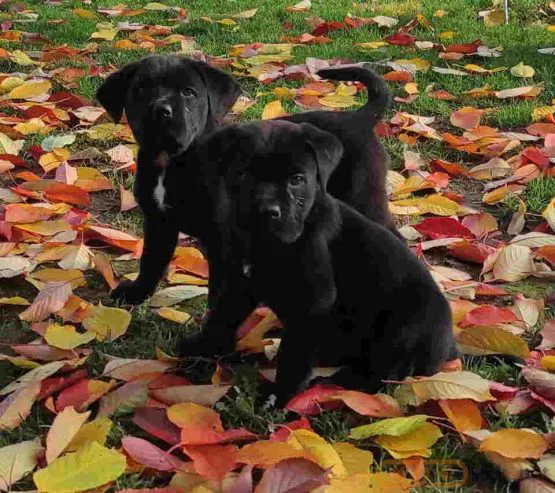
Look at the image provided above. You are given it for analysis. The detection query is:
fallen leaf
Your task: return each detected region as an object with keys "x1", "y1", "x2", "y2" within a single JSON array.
[
  {"x1": 350, "y1": 415, "x2": 429, "y2": 440},
  {"x1": 46, "y1": 406, "x2": 91, "y2": 464},
  {"x1": 255, "y1": 458, "x2": 329, "y2": 492},
  {"x1": 480, "y1": 429, "x2": 547, "y2": 459},
  {"x1": 66, "y1": 417, "x2": 112, "y2": 452},
  {"x1": 458, "y1": 326, "x2": 530, "y2": 358},
  {"x1": 438, "y1": 399, "x2": 482, "y2": 433},
  {"x1": 0, "y1": 382, "x2": 41, "y2": 430},
  {"x1": 82, "y1": 304, "x2": 131, "y2": 342},
  {"x1": 151, "y1": 385, "x2": 231, "y2": 406},
  {"x1": 374, "y1": 422, "x2": 443, "y2": 459},
  {"x1": 261, "y1": 100, "x2": 288, "y2": 120},
  {"x1": 33, "y1": 442, "x2": 126, "y2": 493},
  {"x1": 148, "y1": 286, "x2": 208, "y2": 307},
  {"x1": 121, "y1": 436, "x2": 185, "y2": 471},
  {"x1": 97, "y1": 381, "x2": 148, "y2": 418},
  {"x1": 0, "y1": 438, "x2": 43, "y2": 490},
  {"x1": 492, "y1": 245, "x2": 535, "y2": 281},
  {"x1": 511, "y1": 62, "x2": 535, "y2": 78},
  {"x1": 44, "y1": 323, "x2": 95, "y2": 350}
]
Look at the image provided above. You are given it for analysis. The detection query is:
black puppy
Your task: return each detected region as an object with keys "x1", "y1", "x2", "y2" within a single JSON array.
[
  {"x1": 96, "y1": 55, "x2": 241, "y2": 303},
  {"x1": 208, "y1": 120, "x2": 457, "y2": 405}
]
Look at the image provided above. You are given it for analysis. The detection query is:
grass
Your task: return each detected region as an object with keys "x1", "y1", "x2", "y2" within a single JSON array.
[{"x1": 1, "y1": 0, "x2": 555, "y2": 491}]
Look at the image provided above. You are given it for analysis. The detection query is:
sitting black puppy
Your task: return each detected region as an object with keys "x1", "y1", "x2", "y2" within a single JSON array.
[
  {"x1": 206, "y1": 120, "x2": 457, "y2": 405},
  {"x1": 96, "y1": 55, "x2": 241, "y2": 304}
]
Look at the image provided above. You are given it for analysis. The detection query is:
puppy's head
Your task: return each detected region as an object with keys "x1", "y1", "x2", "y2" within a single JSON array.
[
  {"x1": 215, "y1": 121, "x2": 343, "y2": 244},
  {"x1": 96, "y1": 55, "x2": 240, "y2": 156}
]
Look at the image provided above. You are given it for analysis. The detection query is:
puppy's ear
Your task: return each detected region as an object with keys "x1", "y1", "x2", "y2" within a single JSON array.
[
  {"x1": 191, "y1": 61, "x2": 241, "y2": 126},
  {"x1": 96, "y1": 62, "x2": 138, "y2": 123},
  {"x1": 300, "y1": 123, "x2": 343, "y2": 190}
]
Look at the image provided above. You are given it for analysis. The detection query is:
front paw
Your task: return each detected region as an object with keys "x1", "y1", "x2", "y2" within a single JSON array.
[
  {"x1": 179, "y1": 331, "x2": 235, "y2": 358},
  {"x1": 110, "y1": 280, "x2": 152, "y2": 305}
]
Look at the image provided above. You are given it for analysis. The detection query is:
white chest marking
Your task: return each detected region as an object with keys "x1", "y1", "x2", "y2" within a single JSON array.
[{"x1": 153, "y1": 171, "x2": 166, "y2": 211}]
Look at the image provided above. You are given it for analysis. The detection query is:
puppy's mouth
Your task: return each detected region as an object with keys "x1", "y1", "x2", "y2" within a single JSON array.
[{"x1": 260, "y1": 219, "x2": 303, "y2": 244}]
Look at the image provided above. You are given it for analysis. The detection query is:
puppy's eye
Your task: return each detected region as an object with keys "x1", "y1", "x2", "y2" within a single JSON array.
[
  {"x1": 289, "y1": 174, "x2": 305, "y2": 186},
  {"x1": 237, "y1": 172, "x2": 247, "y2": 181},
  {"x1": 180, "y1": 87, "x2": 197, "y2": 98}
]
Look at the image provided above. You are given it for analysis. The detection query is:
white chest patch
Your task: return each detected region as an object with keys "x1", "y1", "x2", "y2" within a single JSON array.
[{"x1": 153, "y1": 171, "x2": 166, "y2": 211}]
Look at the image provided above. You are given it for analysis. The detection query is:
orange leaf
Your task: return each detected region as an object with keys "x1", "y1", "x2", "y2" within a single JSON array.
[
  {"x1": 438, "y1": 399, "x2": 482, "y2": 433},
  {"x1": 44, "y1": 183, "x2": 91, "y2": 207},
  {"x1": 450, "y1": 107, "x2": 486, "y2": 130},
  {"x1": 480, "y1": 429, "x2": 547, "y2": 459},
  {"x1": 182, "y1": 444, "x2": 238, "y2": 480},
  {"x1": 237, "y1": 441, "x2": 306, "y2": 467},
  {"x1": 325, "y1": 390, "x2": 403, "y2": 417},
  {"x1": 172, "y1": 254, "x2": 209, "y2": 279},
  {"x1": 167, "y1": 402, "x2": 222, "y2": 430},
  {"x1": 5, "y1": 204, "x2": 58, "y2": 223}
]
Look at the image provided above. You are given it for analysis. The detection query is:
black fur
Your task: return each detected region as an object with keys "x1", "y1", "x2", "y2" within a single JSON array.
[
  {"x1": 198, "y1": 120, "x2": 458, "y2": 405},
  {"x1": 95, "y1": 55, "x2": 241, "y2": 304}
]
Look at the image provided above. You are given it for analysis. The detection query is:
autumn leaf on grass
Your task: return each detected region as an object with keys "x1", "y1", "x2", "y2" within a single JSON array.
[
  {"x1": 450, "y1": 107, "x2": 486, "y2": 130},
  {"x1": 102, "y1": 357, "x2": 174, "y2": 381},
  {"x1": 350, "y1": 415, "x2": 429, "y2": 440},
  {"x1": 261, "y1": 100, "x2": 288, "y2": 120},
  {"x1": 82, "y1": 304, "x2": 131, "y2": 342},
  {"x1": 538, "y1": 320, "x2": 555, "y2": 350},
  {"x1": 492, "y1": 244, "x2": 535, "y2": 282},
  {"x1": 150, "y1": 385, "x2": 231, "y2": 406},
  {"x1": 92, "y1": 253, "x2": 118, "y2": 290},
  {"x1": 0, "y1": 256, "x2": 35, "y2": 278},
  {"x1": 438, "y1": 399, "x2": 482, "y2": 433},
  {"x1": 511, "y1": 62, "x2": 535, "y2": 78},
  {"x1": 119, "y1": 185, "x2": 137, "y2": 212},
  {"x1": 46, "y1": 406, "x2": 91, "y2": 464},
  {"x1": 458, "y1": 326, "x2": 530, "y2": 358},
  {"x1": 324, "y1": 390, "x2": 403, "y2": 417},
  {"x1": 66, "y1": 418, "x2": 112, "y2": 453},
  {"x1": 256, "y1": 458, "x2": 329, "y2": 492},
  {"x1": 0, "y1": 382, "x2": 41, "y2": 430},
  {"x1": 56, "y1": 379, "x2": 117, "y2": 413},
  {"x1": 393, "y1": 371, "x2": 494, "y2": 407},
  {"x1": 155, "y1": 307, "x2": 191, "y2": 324},
  {"x1": 0, "y1": 438, "x2": 43, "y2": 490},
  {"x1": 121, "y1": 436, "x2": 186, "y2": 471},
  {"x1": 182, "y1": 444, "x2": 238, "y2": 481},
  {"x1": 331, "y1": 442, "x2": 373, "y2": 475},
  {"x1": 521, "y1": 367, "x2": 555, "y2": 400},
  {"x1": 286, "y1": 429, "x2": 345, "y2": 476},
  {"x1": 97, "y1": 381, "x2": 148, "y2": 418},
  {"x1": 34, "y1": 442, "x2": 126, "y2": 493},
  {"x1": 480, "y1": 429, "x2": 547, "y2": 459},
  {"x1": 148, "y1": 286, "x2": 208, "y2": 307},
  {"x1": 237, "y1": 441, "x2": 307, "y2": 468},
  {"x1": 44, "y1": 324, "x2": 95, "y2": 350},
  {"x1": 374, "y1": 422, "x2": 443, "y2": 459},
  {"x1": 7, "y1": 80, "x2": 51, "y2": 100},
  {"x1": 1, "y1": 361, "x2": 66, "y2": 395},
  {"x1": 326, "y1": 472, "x2": 412, "y2": 493},
  {"x1": 132, "y1": 407, "x2": 181, "y2": 446}
]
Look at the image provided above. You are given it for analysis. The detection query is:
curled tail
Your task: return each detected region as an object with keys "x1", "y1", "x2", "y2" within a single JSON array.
[{"x1": 316, "y1": 64, "x2": 390, "y2": 120}]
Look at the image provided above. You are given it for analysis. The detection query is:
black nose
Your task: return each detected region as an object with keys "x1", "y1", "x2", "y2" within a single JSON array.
[
  {"x1": 260, "y1": 204, "x2": 281, "y2": 220},
  {"x1": 155, "y1": 104, "x2": 173, "y2": 122}
]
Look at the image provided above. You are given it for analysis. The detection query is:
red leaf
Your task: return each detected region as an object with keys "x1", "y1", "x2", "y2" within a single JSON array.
[
  {"x1": 527, "y1": 122, "x2": 555, "y2": 137},
  {"x1": 447, "y1": 241, "x2": 498, "y2": 264},
  {"x1": 312, "y1": 21, "x2": 346, "y2": 36},
  {"x1": 383, "y1": 71, "x2": 413, "y2": 83},
  {"x1": 19, "y1": 282, "x2": 73, "y2": 322},
  {"x1": 536, "y1": 246, "x2": 555, "y2": 266},
  {"x1": 183, "y1": 444, "x2": 238, "y2": 480},
  {"x1": 445, "y1": 39, "x2": 481, "y2": 54},
  {"x1": 48, "y1": 91, "x2": 90, "y2": 110},
  {"x1": 55, "y1": 379, "x2": 114, "y2": 412},
  {"x1": 324, "y1": 390, "x2": 403, "y2": 417},
  {"x1": 284, "y1": 384, "x2": 343, "y2": 416},
  {"x1": 475, "y1": 284, "x2": 508, "y2": 296},
  {"x1": 121, "y1": 436, "x2": 185, "y2": 471},
  {"x1": 459, "y1": 305, "x2": 518, "y2": 327},
  {"x1": 38, "y1": 369, "x2": 88, "y2": 400},
  {"x1": 521, "y1": 147, "x2": 550, "y2": 170},
  {"x1": 489, "y1": 381, "x2": 519, "y2": 400},
  {"x1": 180, "y1": 427, "x2": 257, "y2": 446},
  {"x1": 132, "y1": 407, "x2": 181, "y2": 445},
  {"x1": 44, "y1": 183, "x2": 91, "y2": 207},
  {"x1": 385, "y1": 32, "x2": 415, "y2": 46},
  {"x1": 414, "y1": 217, "x2": 475, "y2": 240}
]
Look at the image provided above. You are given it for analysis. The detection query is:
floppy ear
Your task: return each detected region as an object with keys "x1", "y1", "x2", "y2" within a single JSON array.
[
  {"x1": 191, "y1": 61, "x2": 241, "y2": 127},
  {"x1": 96, "y1": 62, "x2": 138, "y2": 123},
  {"x1": 300, "y1": 123, "x2": 343, "y2": 190}
]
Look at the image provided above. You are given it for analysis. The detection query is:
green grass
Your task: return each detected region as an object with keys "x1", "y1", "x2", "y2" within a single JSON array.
[{"x1": 1, "y1": 0, "x2": 555, "y2": 491}]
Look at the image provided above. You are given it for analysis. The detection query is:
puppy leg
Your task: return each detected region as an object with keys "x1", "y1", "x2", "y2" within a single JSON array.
[
  {"x1": 111, "y1": 215, "x2": 178, "y2": 304},
  {"x1": 179, "y1": 270, "x2": 257, "y2": 357}
]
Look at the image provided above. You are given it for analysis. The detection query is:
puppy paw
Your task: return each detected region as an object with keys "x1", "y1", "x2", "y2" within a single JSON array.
[
  {"x1": 110, "y1": 281, "x2": 152, "y2": 305},
  {"x1": 179, "y1": 332, "x2": 235, "y2": 358}
]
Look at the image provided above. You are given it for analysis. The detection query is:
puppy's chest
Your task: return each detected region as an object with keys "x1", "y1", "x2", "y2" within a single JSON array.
[{"x1": 153, "y1": 171, "x2": 167, "y2": 212}]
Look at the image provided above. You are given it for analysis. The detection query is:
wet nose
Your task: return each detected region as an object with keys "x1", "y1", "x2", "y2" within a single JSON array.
[
  {"x1": 154, "y1": 103, "x2": 173, "y2": 122},
  {"x1": 259, "y1": 204, "x2": 281, "y2": 220}
]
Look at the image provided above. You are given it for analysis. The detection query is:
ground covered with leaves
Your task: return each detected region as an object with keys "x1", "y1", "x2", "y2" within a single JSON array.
[{"x1": 1, "y1": 0, "x2": 555, "y2": 491}]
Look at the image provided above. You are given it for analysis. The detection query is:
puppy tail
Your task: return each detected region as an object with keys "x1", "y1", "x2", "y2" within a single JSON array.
[{"x1": 316, "y1": 64, "x2": 390, "y2": 120}]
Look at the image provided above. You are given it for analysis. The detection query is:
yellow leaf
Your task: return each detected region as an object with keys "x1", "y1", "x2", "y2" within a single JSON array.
[
  {"x1": 510, "y1": 62, "x2": 535, "y2": 78},
  {"x1": 482, "y1": 184, "x2": 524, "y2": 204},
  {"x1": 482, "y1": 8, "x2": 504, "y2": 26},
  {"x1": 350, "y1": 415, "x2": 428, "y2": 440},
  {"x1": 216, "y1": 18, "x2": 237, "y2": 26},
  {"x1": 155, "y1": 307, "x2": 191, "y2": 324},
  {"x1": 87, "y1": 123, "x2": 125, "y2": 140},
  {"x1": 0, "y1": 296, "x2": 30, "y2": 305},
  {"x1": 334, "y1": 83, "x2": 357, "y2": 97},
  {"x1": 374, "y1": 422, "x2": 442, "y2": 459},
  {"x1": 15, "y1": 219, "x2": 70, "y2": 237},
  {"x1": 548, "y1": 25, "x2": 555, "y2": 32},
  {"x1": 14, "y1": 118, "x2": 48, "y2": 135},
  {"x1": 404, "y1": 82, "x2": 418, "y2": 95},
  {"x1": 325, "y1": 472, "x2": 412, "y2": 493},
  {"x1": 288, "y1": 429, "x2": 346, "y2": 476},
  {"x1": 44, "y1": 323, "x2": 95, "y2": 350},
  {"x1": 46, "y1": 406, "x2": 91, "y2": 464},
  {"x1": 29, "y1": 269, "x2": 86, "y2": 289},
  {"x1": 393, "y1": 58, "x2": 431, "y2": 72},
  {"x1": 167, "y1": 402, "x2": 222, "y2": 429},
  {"x1": 0, "y1": 132, "x2": 24, "y2": 155},
  {"x1": 457, "y1": 326, "x2": 530, "y2": 358},
  {"x1": 167, "y1": 272, "x2": 208, "y2": 286},
  {"x1": 0, "y1": 438, "x2": 43, "y2": 490},
  {"x1": 542, "y1": 197, "x2": 555, "y2": 231},
  {"x1": 33, "y1": 442, "x2": 126, "y2": 493},
  {"x1": 438, "y1": 399, "x2": 482, "y2": 433},
  {"x1": 8, "y1": 80, "x2": 51, "y2": 100},
  {"x1": 541, "y1": 356, "x2": 555, "y2": 371},
  {"x1": 72, "y1": 8, "x2": 97, "y2": 19},
  {"x1": 58, "y1": 244, "x2": 94, "y2": 271},
  {"x1": 82, "y1": 304, "x2": 131, "y2": 342},
  {"x1": 9, "y1": 50, "x2": 38, "y2": 67},
  {"x1": 144, "y1": 2, "x2": 168, "y2": 10},
  {"x1": 331, "y1": 442, "x2": 373, "y2": 475},
  {"x1": 394, "y1": 371, "x2": 494, "y2": 407},
  {"x1": 389, "y1": 194, "x2": 461, "y2": 216},
  {"x1": 38, "y1": 148, "x2": 71, "y2": 173},
  {"x1": 261, "y1": 100, "x2": 288, "y2": 120},
  {"x1": 66, "y1": 418, "x2": 112, "y2": 453},
  {"x1": 438, "y1": 31, "x2": 456, "y2": 39},
  {"x1": 532, "y1": 106, "x2": 554, "y2": 122},
  {"x1": 90, "y1": 28, "x2": 118, "y2": 42},
  {"x1": 356, "y1": 41, "x2": 389, "y2": 50},
  {"x1": 320, "y1": 94, "x2": 357, "y2": 109},
  {"x1": 480, "y1": 429, "x2": 547, "y2": 459},
  {"x1": 0, "y1": 76, "x2": 25, "y2": 94}
]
